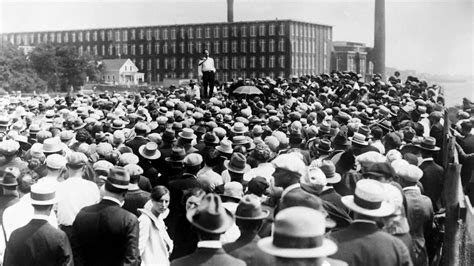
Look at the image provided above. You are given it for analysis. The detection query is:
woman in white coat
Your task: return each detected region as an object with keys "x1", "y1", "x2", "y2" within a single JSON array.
[{"x1": 138, "y1": 186, "x2": 173, "y2": 265}]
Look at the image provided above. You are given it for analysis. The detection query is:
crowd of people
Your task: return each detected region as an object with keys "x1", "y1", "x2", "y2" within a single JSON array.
[{"x1": 0, "y1": 70, "x2": 473, "y2": 266}]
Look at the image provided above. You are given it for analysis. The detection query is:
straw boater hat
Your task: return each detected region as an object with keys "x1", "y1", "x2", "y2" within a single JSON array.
[
  {"x1": 231, "y1": 122, "x2": 248, "y2": 134},
  {"x1": 349, "y1": 132, "x2": 368, "y2": 146},
  {"x1": 138, "y1": 142, "x2": 161, "y2": 160},
  {"x1": 414, "y1": 136, "x2": 440, "y2": 151},
  {"x1": 178, "y1": 128, "x2": 197, "y2": 140},
  {"x1": 30, "y1": 183, "x2": 57, "y2": 205},
  {"x1": 258, "y1": 207, "x2": 338, "y2": 258},
  {"x1": 165, "y1": 147, "x2": 186, "y2": 163},
  {"x1": 341, "y1": 179, "x2": 395, "y2": 217},
  {"x1": 186, "y1": 193, "x2": 234, "y2": 234}
]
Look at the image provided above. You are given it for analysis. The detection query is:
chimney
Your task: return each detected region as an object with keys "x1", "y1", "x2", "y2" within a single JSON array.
[
  {"x1": 373, "y1": 0, "x2": 385, "y2": 79},
  {"x1": 227, "y1": 0, "x2": 234, "y2": 23}
]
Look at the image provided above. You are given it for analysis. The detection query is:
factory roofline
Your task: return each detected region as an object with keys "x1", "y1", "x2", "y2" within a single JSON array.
[{"x1": 1, "y1": 19, "x2": 332, "y2": 35}]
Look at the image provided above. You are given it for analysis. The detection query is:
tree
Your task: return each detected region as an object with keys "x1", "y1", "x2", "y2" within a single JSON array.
[
  {"x1": 29, "y1": 44, "x2": 102, "y2": 92},
  {"x1": 0, "y1": 43, "x2": 47, "y2": 93}
]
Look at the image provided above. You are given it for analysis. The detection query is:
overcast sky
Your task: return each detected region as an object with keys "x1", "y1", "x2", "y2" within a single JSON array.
[{"x1": 1, "y1": 0, "x2": 472, "y2": 77}]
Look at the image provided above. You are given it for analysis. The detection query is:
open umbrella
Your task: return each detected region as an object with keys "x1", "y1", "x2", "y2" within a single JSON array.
[{"x1": 233, "y1": 86, "x2": 263, "y2": 95}]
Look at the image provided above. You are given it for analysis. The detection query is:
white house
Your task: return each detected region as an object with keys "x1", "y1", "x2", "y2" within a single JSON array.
[{"x1": 101, "y1": 59, "x2": 144, "y2": 85}]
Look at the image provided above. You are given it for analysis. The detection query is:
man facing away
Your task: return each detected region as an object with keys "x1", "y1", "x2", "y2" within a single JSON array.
[{"x1": 198, "y1": 48, "x2": 216, "y2": 99}]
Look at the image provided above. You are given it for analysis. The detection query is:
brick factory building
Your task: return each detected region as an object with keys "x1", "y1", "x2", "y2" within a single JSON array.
[{"x1": 1, "y1": 20, "x2": 332, "y2": 83}]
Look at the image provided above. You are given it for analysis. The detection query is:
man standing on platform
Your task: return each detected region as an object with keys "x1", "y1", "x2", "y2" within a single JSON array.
[{"x1": 198, "y1": 49, "x2": 216, "y2": 99}]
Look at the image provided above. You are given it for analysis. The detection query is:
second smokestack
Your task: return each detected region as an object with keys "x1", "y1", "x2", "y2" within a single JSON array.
[{"x1": 227, "y1": 0, "x2": 234, "y2": 23}]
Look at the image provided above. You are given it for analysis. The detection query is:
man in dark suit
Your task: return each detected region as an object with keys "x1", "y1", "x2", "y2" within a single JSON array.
[
  {"x1": 416, "y1": 137, "x2": 443, "y2": 211},
  {"x1": 71, "y1": 167, "x2": 140, "y2": 266},
  {"x1": 428, "y1": 111, "x2": 444, "y2": 164},
  {"x1": 458, "y1": 120, "x2": 474, "y2": 187},
  {"x1": 171, "y1": 193, "x2": 245, "y2": 266},
  {"x1": 329, "y1": 179, "x2": 412, "y2": 266},
  {"x1": 223, "y1": 194, "x2": 275, "y2": 266},
  {"x1": 4, "y1": 183, "x2": 73, "y2": 266},
  {"x1": 398, "y1": 164, "x2": 433, "y2": 266},
  {"x1": 125, "y1": 122, "x2": 150, "y2": 155}
]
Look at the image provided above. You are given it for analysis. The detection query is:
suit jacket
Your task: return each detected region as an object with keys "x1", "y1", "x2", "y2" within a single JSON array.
[
  {"x1": 419, "y1": 159, "x2": 443, "y2": 210},
  {"x1": 223, "y1": 234, "x2": 276, "y2": 266},
  {"x1": 125, "y1": 136, "x2": 149, "y2": 155},
  {"x1": 4, "y1": 219, "x2": 73, "y2": 266},
  {"x1": 329, "y1": 222, "x2": 412, "y2": 266},
  {"x1": 171, "y1": 247, "x2": 245, "y2": 266},
  {"x1": 71, "y1": 199, "x2": 140, "y2": 266},
  {"x1": 320, "y1": 187, "x2": 348, "y2": 214}
]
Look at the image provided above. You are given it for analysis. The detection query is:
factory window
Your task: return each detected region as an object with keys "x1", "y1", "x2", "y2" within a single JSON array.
[
  {"x1": 231, "y1": 57, "x2": 238, "y2": 69},
  {"x1": 259, "y1": 40, "x2": 266, "y2": 52},
  {"x1": 240, "y1": 56, "x2": 246, "y2": 68},
  {"x1": 250, "y1": 56, "x2": 256, "y2": 68},
  {"x1": 115, "y1": 44, "x2": 120, "y2": 55},
  {"x1": 78, "y1": 46, "x2": 83, "y2": 56},
  {"x1": 232, "y1": 72, "x2": 238, "y2": 80},
  {"x1": 170, "y1": 29, "x2": 176, "y2": 40},
  {"x1": 147, "y1": 43, "x2": 152, "y2": 54},
  {"x1": 259, "y1": 24, "x2": 266, "y2": 36},
  {"x1": 156, "y1": 59, "x2": 160, "y2": 69},
  {"x1": 180, "y1": 58, "x2": 185, "y2": 69},
  {"x1": 180, "y1": 28, "x2": 185, "y2": 39},
  {"x1": 260, "y1": 56, "x2": 265, "y2": 68},
  {"x1": 241, "y1": 25, "x2": 247, "y2": 37},
  {"x1": 155, "y1": 43, "x2": 160, "y2": 54},
  {"x1": 214, "y1": 27, "x2": 219, "y2": 38},
  {"x1": 269, "y1": 56, "x2": 275, "y2": 68},
  {"x1": 64, "y1": 33, "x2": 69, "y2": 43},
  {"x1": 100, "y1": 30, "x2": 105, "y2": 41},
  {"x1": 269, "y1": 39, "x2": 275, "y2": 52},
  {"x1": 240, "y1": 40, "x2": 247, "y2": 53},
  {"x1": 164, "y1": 58, "x2": 169, "y2": 69},
  {"x1": 56, "y1": 33, "x2": 62, "y2": 43},
  {"x1": 222, "y1": 40, "x2": 228, "y2": 53},
  {"x1": 84, "y1": 31, "x2": 89, "y2": 42},
  {"x1": 324, "y1": 41, "x2": 327, "y2": 56},
  {"x1": 269, "y1": 24, "x2": 275, "y2": 36},
  {"x1": 107, "y1": 31, "x2": 113, "y2": 41},
  {"x1": 279, "y1": 56, "x2": 285, "y2": 68},
  {"x1": 139, "y1": 29, "x2": 144, "y2": 39},
  {"x1": 162, "y1": 29, "x2": 168, "y2": 40},
  {"x1": 36, "y1": 33, "x2": 41, "y2": 43},
  {"x1": 196, "y1": 41, "x2": 202, "y2": 53},
  {"x1": 278, "y1": 38, "x2": 285, "y2": 51},
  {"x1": 250, "y1": 39, "x2": 256, "y2": 53},
  {"x1": 139, "y1": 59, "x2": 143, "y2": 70},
  {"x1": 154, "y1": 29, "x2": 160, "y2": 40},
  {"x1": 196, "y1": 27, "x2": 202, "y2": 38},
  {"x1": 114, "y1": 31, "x2": 120, "y2": 42},
  {"x1": 131, "y1": 44, "x2": 135, "y2": 55},
  {"x1": 171, "y1": 58, "x2": 176, "y2": 69},
  {"x1": 102, "y1": 45, "x2": 106, "y2": 55},
  {"x1": 139, "y1": 44, "x2": 144, "y2": 55},
  {"x1": 250, "y1": 25, "x2": 256, "y2": 37},
  {"x1": 205, "y1": 27, "x2": 210, "y2": 38},
  {"x1": 93, "y1": 45, "x2": 98, "y2": 56},
  {"x1": 43, "y1": 34, "x2": 48, "y2": 43},
  {"x1": 214, "y1": 41, "x2": 220, "y2": 54},
  {"x1": 188, "y1": 58, "x2": 193, "y2": 69},
  {"x1": 231, "y1": 41, "x2": 237, "y2": 53},
  {"x1": 78, "y1": 32, "x2": 84, "y2": 42},
  {"x1": 214, "y1": 58, "x2": 220, "y2": 69},
  {"x1": 170, "y1": 42, "x2": 176, "y2": 53},
  {"x1": 163, "y1": 43, "x2": 168, "y2": 54},
  {"x1": 205, "y1": 41, "x2": 210, "y2": 51},
  {"x1": 222, "y1": 57, "x2": 228, "y2": 69},
  {"x1": 231, "y1": 26, "x2": 238, "y2": 37},
  {"x1": 93, "y1": 31, "x2": 97, "y2": 41},
  {"x1": 222, "y1": 26, "x2": 228, "y2": 37},
  {"x1": 223, "y1": 72, "x2": 228, "y2": 81},
  {"x1": 48, "y1": 33, "x2": 54, "y2": 43},
  {"x1": 179, "y1": 42, "x2": 185, "y2": 53},
  {"x1": 107, "y1": 45, "x2": 113, "y2": 56},
  {"x1": 123, "y1": 45, "x2": 128, "y2": 55},
  {"x1": 146, "y1": 30, "x2": 152, "y2": 40},
  {"x1": 188, "y1": 42, "x2": 194, "y2": 53},
  {"x1": 157, "y1": 73, "x2": 161, "y2": 81},
  {"x1": 147, "y1": 59, "x2": 152, "y2": 70},
  {"x1": 187, "y1": 28, "x2": 193, "y2": 39}
]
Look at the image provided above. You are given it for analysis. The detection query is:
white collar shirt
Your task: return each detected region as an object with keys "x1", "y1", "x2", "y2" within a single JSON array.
[
  {"x1": 197, "y1": 240, "x2": 222, "y2": 249},
  {"x1": 281, "y1": 183, "x2": 301, "y2": 200},
  {"x1": 199, "y1": 57, "x2": 216, "y2": 72}
]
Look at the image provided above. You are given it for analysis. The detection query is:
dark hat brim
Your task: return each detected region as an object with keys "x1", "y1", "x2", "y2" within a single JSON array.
[{"x1": 186, "y1": 205, "x2": 235, "y2": 234}]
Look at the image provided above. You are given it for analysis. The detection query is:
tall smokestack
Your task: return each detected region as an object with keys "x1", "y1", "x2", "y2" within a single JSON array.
[
  {"x1": 227, "y1": 0, "x2": 234, "y2": 23},
  {"x1": 373, "y1": 0, "x2": 385, "y2": 79}
]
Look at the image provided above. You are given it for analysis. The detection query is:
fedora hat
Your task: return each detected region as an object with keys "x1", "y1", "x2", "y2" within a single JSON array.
[
  {"x1": 165, "y1": 147, "x2": 186, "y2": 163},
  {"x1": 231, "y1": 122, "x2": 248, "y2": 134},
  {"x1": 235, "y1": 194, "x2": 270, "y2": 220},
  {"x1": 332, "y1": 132, "x2": 351, "y2": 147},
  {"x1": 178, "y1": 128, "x2": 196, "y2": 140},
  {"x1": 349, "y1": 133, "x2": 368, "y2": 146},
  {"x1": 232, "y1": 135, "x2": 250, "y2": 146},
  {"x1": 186, "y1": 193, "x2": 234, "y2": 234},
  {"x1": 1, "y1": 167, "x2": 20, "y2": 187},
  {"x1": 318, "y1": 123, "x2": 331, "y2": 135},
  {"x1": 107, "y1": 166, "x2": 130, "y2": 190},
  {"x1": 139, "y1": 142, "x2": 161, "y2": 160},
  {"x1": 30, "y1": 183, "x2": 57, "y2": 205},
  {"x1": 162, "y1": 129, "x2": 176, "y2": 142},
  {"x1": 42, "y1": 138, "x2": 63, "y2": 154},
  {"x1": 378, "y1": 120, "x2": 394, "y2": 132},
  {"x1": 319, "y1": 160, "x2": 341, "y2": 184},
  {"x1": 203, "y1": 132, "x2": 219, "y2": 145},
  {"x1": 72, "y1": 118, "x2": 87, "y2": 131},
  {"x1": 316, "y1": 139, "x2": 333, "y2": 153},
  {"x1": 358, "y1": 125, "x2": 372, "y2": 139},
  {"x1": 415, "y1": 136, "x2": 440, "y2": 151},
  {"x1": 224, "y1": 152, "x2": 251, "y2": 174},
  {"x1": 258, "y1": 207, "x2": 338, "y2": 258},
  {"x1": 220, "y1": 181, "x2": 244, "y2": 203},
  {"x1": 216, "y1": 139, "x2": 233, "y2": 154},
  {"x1": 341, "y1": 179, "x2": 395, "y2": 217}
]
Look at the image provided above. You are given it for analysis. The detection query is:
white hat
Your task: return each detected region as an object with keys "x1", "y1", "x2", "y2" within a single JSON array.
[
  {"x1": 258, "y1": 207, "x2": 338, "y2": 258},
  {"x1": 272, "y1": 153, "x2": 306, "y2": 178},
  {"x1": 30, "y1": 183, "x2": 57, "y2": 205},
  {"x1": 45, "y1": 154, "x2": 67, "y2": 169},
  {"x1": 341, "y1": 179, "x2": 395, "y2": 217},
  {"x1": 397, "y1": 164, "x2": 423, "y2": 183}
]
